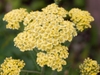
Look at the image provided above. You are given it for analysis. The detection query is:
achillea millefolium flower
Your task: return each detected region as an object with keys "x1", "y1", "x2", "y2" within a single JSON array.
[
  {"x1": 0, "y1": 57, "x2": 25, "y2": 75},
  {"x1": 69, "y1": 8, "x2": 94, "y2": 31},
  {"x1": 3, "y1": 3, "x2": 94, "y2": 72},
  {"x1": 79, "y1": 57, "x2": 100, "y2": 75},
  {"x1": 3, "y1": 8, "x2": 28, "y2": 30},
  {"x1": 37, "y1": 44, "x2": 69, "y2": 71},
  {"x1": 13, "y1": 3, "x2": 77, "y2": 52}
]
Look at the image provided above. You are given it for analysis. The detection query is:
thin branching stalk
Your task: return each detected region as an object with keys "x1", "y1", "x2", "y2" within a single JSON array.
[
  {"x1": 28, "y1": 51, "x2": 40, "y2": 71},
  {"x1": 21, "y1": 70, "x2": 41, "y2": 74}
]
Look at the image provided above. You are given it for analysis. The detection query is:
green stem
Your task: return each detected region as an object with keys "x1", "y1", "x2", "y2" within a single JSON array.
[
  {"x1": 51, "y1": 70, "x2": 57, "y2": 75},
  {"x1": 26, "y1": 72, "x2": 28, "y2": 75},
  {"x1": 54, "y1": 0, "x2": 61, "y2": 4},
  {"x1": 41, "y1": 67, "x2": 45, "y2": 75},
  {"x1": 28, "y1": 51, "x2": 40, "y2": 71},
  {"x1": 21, "y1": 70, "x2": 41, "y2": 74}
]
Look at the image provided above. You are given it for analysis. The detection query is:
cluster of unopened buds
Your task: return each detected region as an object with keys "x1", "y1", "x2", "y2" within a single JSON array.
[{"x1": 0, "y1": 2, "x2": 99, "y2": 75}]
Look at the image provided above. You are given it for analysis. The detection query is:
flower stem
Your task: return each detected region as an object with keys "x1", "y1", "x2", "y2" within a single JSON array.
[
  {"x1": 28, "y1": 51, "x2": 40, "y2": 71},
  {"x1": 21, "y1": 70, "x2": 41, "y2": 74},
  {"x1": 51, "y1": 70, "x2": 57, "y2": 75},
  {"x1": 54, "y1": 0, "x2": 61, "y2": 4},
  {"x1": 41, "y1": 67, "x2": 45, "y2": 75}
]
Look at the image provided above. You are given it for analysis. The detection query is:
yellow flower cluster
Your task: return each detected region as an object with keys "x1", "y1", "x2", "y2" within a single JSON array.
[
  {"x1": 69, "y1": 8, "x2": 94, "y2": 31},
  {"x1": 13, "y1": 4, "x2": 73, "y2": 71},
  {"x1": 3, "y1": 3, "x2": 94, "y2": 72},
  {"x1": 3, "y1": 8, "x2": 28, "y2": 29},
  {"x1": 14, "y1": 3, "x2": 77, "y2": 52},
  {"x1": 37, "y1": 44, "x2": 69, "y2": 71},
  {"x1": 0, "y1": 57, "x2": 25, "y2": 75},
  {"x1": 79, "y1": 58, "x2": 100, "y2": 75},
  {"x1": 13, "y1": 3, "x2": 74, "y2": 71}
]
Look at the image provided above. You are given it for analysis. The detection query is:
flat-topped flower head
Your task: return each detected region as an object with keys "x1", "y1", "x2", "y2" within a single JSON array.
[
  {"x1": 79, "y1": 57, "x2": 100, "y2": 75},
  {"x1": 3, "y1": 8, "x2": 28, "y2": 30},
  {"x1": 69, "y1": 8, "x2": 94, "y2": 31},
  {"x1": 37, "y1": 44, "x2": 69, "y2": 72},
  {"x1": 37, "y1": 52, "x2": 67, "y2": 72},
  {"x1": 16, "y1": 10, "x2": 77, "y2": 51},
  {"x1": 3, "y1": 4, "x2": 78, "y2": 52},
  {"x1": 0, "y1": 57, "x2": 25, "y2": 75}
]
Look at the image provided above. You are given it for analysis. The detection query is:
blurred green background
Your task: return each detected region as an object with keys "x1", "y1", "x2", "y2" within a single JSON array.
[{"x1": 0, "y1": 0, "x2": 100, "y2": 75}]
